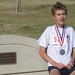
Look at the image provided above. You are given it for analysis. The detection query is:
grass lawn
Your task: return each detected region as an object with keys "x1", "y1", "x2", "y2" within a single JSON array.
[{"x1": 0, "y1": 0, "x2": 75, "y2": 39}]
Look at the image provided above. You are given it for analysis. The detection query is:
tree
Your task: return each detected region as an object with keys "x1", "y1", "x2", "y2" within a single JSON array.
[{"x1": 16, "y1": 0, "x2": 21, "y2": 12}]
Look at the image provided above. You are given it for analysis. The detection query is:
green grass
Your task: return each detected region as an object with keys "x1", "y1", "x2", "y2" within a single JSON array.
[{"x1": 0, "y1": 0, "x2": 75, "y2": 39}]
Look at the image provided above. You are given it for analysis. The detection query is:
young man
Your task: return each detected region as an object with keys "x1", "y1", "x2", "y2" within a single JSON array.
[{"x1": 38, "y1": 2, "x2": 75, "y2": 75}]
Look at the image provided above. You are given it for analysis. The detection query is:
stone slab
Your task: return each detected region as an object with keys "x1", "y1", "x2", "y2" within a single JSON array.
[
  {"x1": 12, "y1": 71, "x2": 48, "y2": 75},
  {"x1": 0, "y1": 35, "x2": 48, "y2": 75}
]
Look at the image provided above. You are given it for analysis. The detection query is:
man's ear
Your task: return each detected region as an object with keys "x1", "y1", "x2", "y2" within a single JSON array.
[{"x1": 52, "y1": 15, "x2": 55, "y2": 20}]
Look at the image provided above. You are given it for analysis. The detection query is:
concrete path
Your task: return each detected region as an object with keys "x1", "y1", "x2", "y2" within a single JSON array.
[{"x1": 0, "y1": 35, "x2": 48, "y2": 75}]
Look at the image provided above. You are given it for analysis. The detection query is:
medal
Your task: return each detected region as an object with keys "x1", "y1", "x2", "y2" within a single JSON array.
[
  {"x1": 60, "y1": 49, "x2": 65, "y2": 55},
  {"x1": 55, "y1": 25, "x2": 66, "y2": 55}
]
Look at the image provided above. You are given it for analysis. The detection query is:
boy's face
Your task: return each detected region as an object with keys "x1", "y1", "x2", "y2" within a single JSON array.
[{"x1": 53, "y1": 9, "x2": 67, "y2": 27}]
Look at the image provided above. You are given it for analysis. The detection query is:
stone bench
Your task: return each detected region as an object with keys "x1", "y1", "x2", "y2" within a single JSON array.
[{"x1": 0, "y1": 35, "x2": 48, "y2": 75}]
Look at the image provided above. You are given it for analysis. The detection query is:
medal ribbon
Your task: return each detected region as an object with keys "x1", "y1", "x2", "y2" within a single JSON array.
[{"x1": 55, "y1": 25, "x2": 66, "y2": 47}]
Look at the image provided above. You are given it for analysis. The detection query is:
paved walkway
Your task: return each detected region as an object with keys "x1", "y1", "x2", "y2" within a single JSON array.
[{"x1": 0, "y1": 35, "x2": 48, "y2": 75}]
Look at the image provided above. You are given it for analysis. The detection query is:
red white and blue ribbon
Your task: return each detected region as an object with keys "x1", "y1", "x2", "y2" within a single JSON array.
[{"x1": 55, "y1": 24, "x2": 66, "y2": 47}]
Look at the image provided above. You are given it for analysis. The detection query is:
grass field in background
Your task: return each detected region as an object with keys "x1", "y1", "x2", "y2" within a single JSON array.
[{"x1": 0, "y1": 0, "x2": 75, "y2": 39}]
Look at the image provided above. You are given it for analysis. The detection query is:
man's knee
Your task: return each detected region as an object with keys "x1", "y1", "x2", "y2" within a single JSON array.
[{"x1": 49, "y1": 69, "x2": 61, "y2": 75}]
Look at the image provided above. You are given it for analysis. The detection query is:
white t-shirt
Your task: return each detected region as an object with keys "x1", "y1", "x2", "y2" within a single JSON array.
[{"x1": 38, "y1": 25, "x2": 75, "y2": 66}]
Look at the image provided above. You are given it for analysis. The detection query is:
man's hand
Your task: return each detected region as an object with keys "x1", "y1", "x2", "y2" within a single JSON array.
[
  {"x1": 56, "y1": 63, "x2": 66, "y2": 69},
  {"x1": 66, "y1": 60, "x2": 74, "y2": 69}
]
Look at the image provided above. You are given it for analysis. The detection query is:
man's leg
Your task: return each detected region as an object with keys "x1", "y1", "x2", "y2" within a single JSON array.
[
  {"x1": 70, "y1": 70, "x2": 75, "y2": 75},
  {"x1": 49, "y1": 69, "x2": 61, "y2": 75}
]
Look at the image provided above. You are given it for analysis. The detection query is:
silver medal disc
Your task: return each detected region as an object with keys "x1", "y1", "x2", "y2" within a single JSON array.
[{"x1": 60, "y1": 49, "x2": 65, "y2": 55}]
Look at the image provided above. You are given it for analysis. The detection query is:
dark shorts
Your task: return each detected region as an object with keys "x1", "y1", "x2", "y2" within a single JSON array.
[{"x1": 48, "y1": 65, "x2": 75, "y2": 75}]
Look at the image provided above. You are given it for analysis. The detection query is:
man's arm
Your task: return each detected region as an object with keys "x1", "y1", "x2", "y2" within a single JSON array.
[
  {"x1": 66, "y1": 48, "x2": 75, "y2": 69},
  {"x1": 71, "y1": 48, "x2": 75, "y2": 64},
  {"x1": 39, "y1": 46, "x2": 65, "y2": 69}
]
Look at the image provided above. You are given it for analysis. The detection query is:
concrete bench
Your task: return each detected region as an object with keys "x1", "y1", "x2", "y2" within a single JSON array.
[{"x1": 0, "y1": 35, "x2": 48, "y2": 75}]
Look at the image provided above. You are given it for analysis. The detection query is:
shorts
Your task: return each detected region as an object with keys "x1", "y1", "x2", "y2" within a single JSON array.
[{"x1": 48, "y1": 65, "x2": 75, "y2": 75}]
